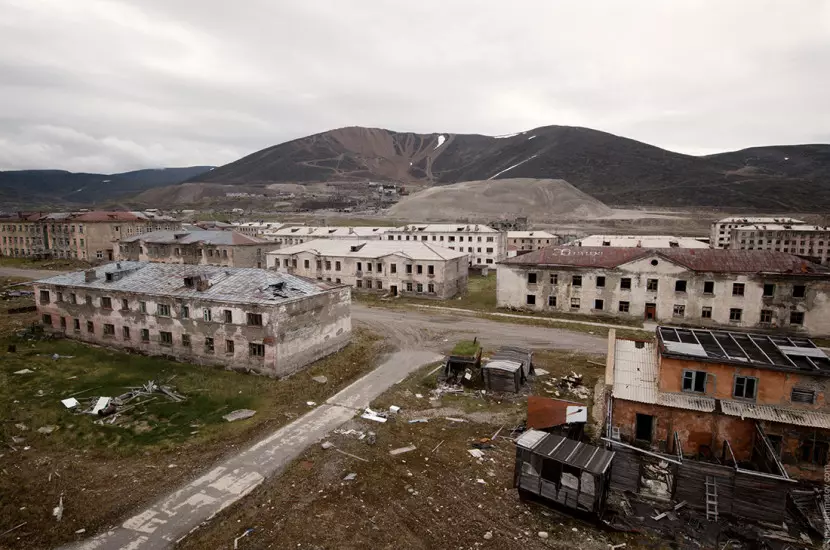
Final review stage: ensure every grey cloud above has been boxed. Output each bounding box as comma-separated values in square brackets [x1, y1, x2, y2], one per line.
[0, 0, 828, 172]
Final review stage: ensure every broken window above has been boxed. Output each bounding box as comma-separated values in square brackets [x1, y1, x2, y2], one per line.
[249, 343, 265, 357]
[181, 334, 191, 348]
[357, 262, 362, 272]
[620, 277, 631, 290]
[675, 280, 687, 293]
[618, 301, 629, 313]
[367, 263, 373, 272]
[729, 308, 742, 322]
[203, 308, 212, 322]
[42, 314, 52, 326]
[325, 261, 331, 270]
[416, 283, 423, 293]
[87, 320, 94, 333]
[375, 280, 382, 290]
[596, 276, 605, 288]
[405, 264, 412, 274]
[121, 298, 129, 311]
[570, 297, 580, 310]
[304, 259, 310, 268]
[103, 323, 115, 336]
[417, 265, 423, 274]
[792, 388, 815, 404]
[682, 370, 707, 393]
[73, 318, 80, 331]
[406, 282, 413, 292]
[733, 376, 757, 400]
[122, 326, 130, 340]
[526, 295, 536, 305]
[572, 275, 582, 287]
[428, 265, 434, 276]
[141, 328, 149, 342]
[335, 261, 341, 271]
[86, 295, 93, 306]
[316, 260, 322, 270]
[550, 273, 558, 285]
[701, 306, 712, 318]
[390, 263, 397, 274]
[356, 280, 363, 288]
[427, 283, 434, 293]
[647, 279, 658, 291]
[247, 313, 263, 326]
[140, 301, 147, 314]
[673, 304, 685, 317]
[39, 290, 50, 303]
[790, 311, 805, 325]
[800, 440, 829, 465]
[527, 272, 537, 284]
[159, 331, 173, 346]
[594, 299, 604, 310]
[70, 293, 77, 304]
[793, 285, 806, 298]
[760, 309, 773, 323]
[223, 309, 232, 323]
[157, 304, 171, 316]
[226, 339, 235, 354]
[732, 283, 745, 296]
[181, 305, 189, 319]
[763, 283, 776, 297]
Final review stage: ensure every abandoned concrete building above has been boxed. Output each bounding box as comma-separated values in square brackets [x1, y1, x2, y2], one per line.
[710, 216, 805, 249]
[604, 326, 830, 482]
[229, 221, 285, 237]
[385, 223, 506, 267]
[116, 230, 278, 268]
[265, 226, 393, 246]
[567, 235, 708, 249]
[497, 247, 830, 336]
[506, 231, 559, 255]
[726, 223, 830, 266]
[266, 240, 468, 299]
[33, 262, 351, 377]
[0, 211, 180, 261]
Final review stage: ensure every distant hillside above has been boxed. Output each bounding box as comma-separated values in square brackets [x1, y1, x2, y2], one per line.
[191, 125, 830, 210]
[0, 166, 214, 208]
[386, 178, 613, 222]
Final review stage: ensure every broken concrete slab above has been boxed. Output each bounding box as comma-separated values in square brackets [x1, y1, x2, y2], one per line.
[361, 408, 388, 423]
[223, 409, 256, 422]
[534, 368, 549, 376]
[312, 375, 328, 384]
[37, 425, 57, 435]
[468, 449, 484, 459]
[389, 445, 417, 456]
[61, 397, 80, 409]
[321, 441, 334, 450]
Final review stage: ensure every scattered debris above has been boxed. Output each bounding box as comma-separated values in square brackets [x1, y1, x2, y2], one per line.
[52, 494, 64, 521]
[75, 528, 86, 535]
[343, 473, 357, 481]
[61, 398, 80, 409]
[233, 528, 255, 549]
[534, 368, 549, 376]
[306, 401, 316, 407]
[312, 375, 328, 384]
[361, 407, 388, 423]
[91, 397, 112, 415]
[15, 423, 28, 431]
[334, 428, 367, 440]
[334, 448, 369, 462]
[431, 440, 445, 453]
[468, 449, 484, 459]
[445, 417, 467, 423]
[408, 418, 429, 424]
[0, 522, 27, 537]
[415, 393, 424, 399]
[538, 531, 549, 540]
[37, 425, 57, 435]
[389, 445, 417, 456]
[483, 531, 493, 540]
[13, 368, 33, 374]
[476, 478, 487, 485]
[11, 436, 24, 444]
[389, 405, 401, 414]
[321, 441, 334, 450]
[223, 409, 256, 422]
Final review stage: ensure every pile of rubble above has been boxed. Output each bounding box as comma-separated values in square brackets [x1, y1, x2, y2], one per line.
[540, 371, 591, 400]
[61, 379, 186, 426]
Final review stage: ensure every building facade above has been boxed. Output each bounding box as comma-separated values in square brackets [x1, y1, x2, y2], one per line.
[385, 224, 506, 267]
[606, 327, 830, 480]
[116, 230, 277, 268]
[567, 235, 708, 249]
[506, 231, 559, 254]
[0, 211, 180, 261]
[266, 240, 468, 299]
[497, 247, 830, 336]
[710, 217, 804, 249]
[728, 224, 830, 265]
[230, 222, 285, 237]
[33, 262, 351, 377]
[265, 226, 393, 247]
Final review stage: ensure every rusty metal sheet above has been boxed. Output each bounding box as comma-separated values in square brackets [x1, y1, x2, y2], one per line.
[527, 395, 586, 430]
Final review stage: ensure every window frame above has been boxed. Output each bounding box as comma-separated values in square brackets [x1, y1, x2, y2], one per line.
[682, 369, 709, 394]
[733, 375, 758, 400]
[620, 277, 631, 290]
[729, 308, 743, 322]
[732, 282, 745, 296]
[646, 278, 658, 292]
[572, 275, 582, 287]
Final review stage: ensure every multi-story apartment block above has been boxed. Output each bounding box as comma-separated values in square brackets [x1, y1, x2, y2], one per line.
[230, 222, 285, 237]
[267, 240, 468, 299]
[33, 262, 351, 377]
[497, 246, 830, 336]
[606, 326, 830, 481]
[0, 211, 180, 261]
[116, 230, 277, 268]
[568, 235, 708, 249]
[506, 231, 559, 255]
[385, 224, 505, 267]
[728, 224, 830, 265]
[265, 226, 393, 247]
[710, 217, 804, 249]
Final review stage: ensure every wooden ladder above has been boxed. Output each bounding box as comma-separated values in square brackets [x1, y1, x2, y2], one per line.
[705, 476, 718, 522]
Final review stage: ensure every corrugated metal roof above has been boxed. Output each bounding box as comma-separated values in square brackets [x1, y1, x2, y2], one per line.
[527, 396, 586, 429]
[483, 360, 522, 373]
[721, 400, 830, 429]
[34, 262, 334, 305]
[267, 239, 468, 261]
[613, 339, 716, 412]
[522, 431, 615, 475]
[501, 246, 829, 275]
[516, 428, 548, 450]
[121, 230, 266, 246]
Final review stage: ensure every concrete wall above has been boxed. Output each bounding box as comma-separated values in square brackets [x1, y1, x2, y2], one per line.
[33, 282, 351, 377]
[268, 250, 468, 299]
[384, 231, 506, 266]
[117, 241, 276, 268]
[497, 260, 830, 336]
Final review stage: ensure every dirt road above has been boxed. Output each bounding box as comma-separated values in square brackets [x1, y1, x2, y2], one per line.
[0, 266, 61, 280]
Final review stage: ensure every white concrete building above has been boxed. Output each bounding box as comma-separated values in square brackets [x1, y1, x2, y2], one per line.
[710, 217, 805, 249]
[265, 226, 393, 246]
[267, 240, 468, 299]
[728, 224, 830, 265]
[34, 262, 351, 377]
[385, 223, 505, 267]
[567, 235, 708, 249]
[507, 231, 559, 255]
[116, 230, 278, 268]
[497, 246, 830, 336]
[230, 222, 285, 237]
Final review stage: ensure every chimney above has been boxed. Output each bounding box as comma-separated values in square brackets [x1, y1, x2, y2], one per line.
[84, 269, 97, 282]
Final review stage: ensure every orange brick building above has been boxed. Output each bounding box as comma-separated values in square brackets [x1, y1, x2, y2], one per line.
[606, 327, 830, 480]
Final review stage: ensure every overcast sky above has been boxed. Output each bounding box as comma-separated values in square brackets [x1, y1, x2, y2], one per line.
[1, 0, 828, 173]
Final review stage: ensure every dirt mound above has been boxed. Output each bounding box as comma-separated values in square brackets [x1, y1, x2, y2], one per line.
[386, 178, 612, 221]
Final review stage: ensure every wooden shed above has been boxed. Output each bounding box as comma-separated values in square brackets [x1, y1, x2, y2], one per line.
[514, 429, 615, 516]
[482, 360, 523, 392]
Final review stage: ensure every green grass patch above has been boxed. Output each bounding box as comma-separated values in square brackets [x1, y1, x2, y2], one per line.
[451, 339, 481, 356]
[0, 257, 92, 271]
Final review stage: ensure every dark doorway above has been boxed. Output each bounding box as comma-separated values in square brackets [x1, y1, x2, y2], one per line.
[390, 285, 398, 297]
[107, 249, 114, 261]
[644, 303, 656, 320]
[635, 413, 654, 442]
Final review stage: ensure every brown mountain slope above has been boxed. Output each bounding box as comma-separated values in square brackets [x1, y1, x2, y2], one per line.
[191, 125, 830, 210]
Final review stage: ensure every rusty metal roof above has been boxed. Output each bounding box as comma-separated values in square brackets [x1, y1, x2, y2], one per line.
[121, 230, 267, 246]
[526, 396, 586, 429]
[517, 429, 614, 475]
[501, 246, 829, 275]
[721, 400, 830, 429]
